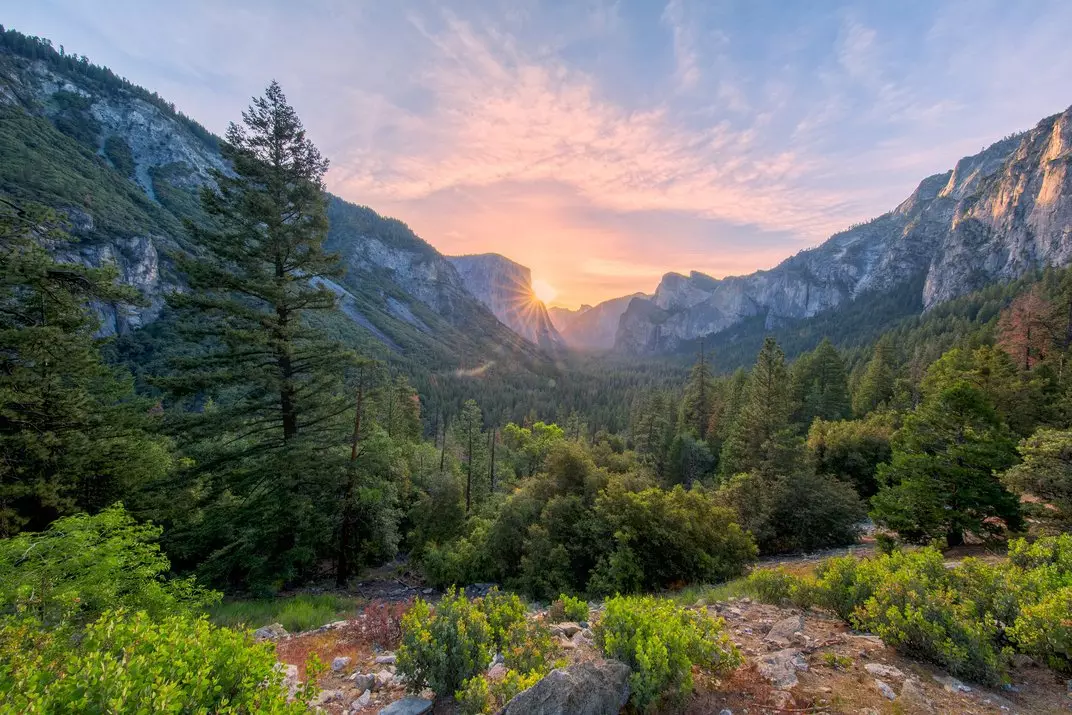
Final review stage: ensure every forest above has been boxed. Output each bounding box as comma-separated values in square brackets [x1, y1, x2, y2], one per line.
[3, 71, 1072, 713]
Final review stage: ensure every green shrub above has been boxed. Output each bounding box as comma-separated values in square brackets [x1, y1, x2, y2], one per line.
[0, 610, 315, 713]
[874, 532, 900, 555]
[1009, 586, 1072, 672]
[456, 669, 543, 715]
[398, 588, 556, 699]
[821, 652, 853, 670]
[595, 595, 741, 712]
[549, 593, 588, 623]
[397, 588, 492, 696]
[746, 568, 817, 609]
[0, 506, 219, 627]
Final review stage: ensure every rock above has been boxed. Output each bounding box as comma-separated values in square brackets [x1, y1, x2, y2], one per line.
[350, 673, 376, 692]
[581, 628, 594, 639]
[875, 679, 897, 700]
[374, 670, 396, 689]
[551, 622, 583, 638]
[1010, 653, 1035, 668]
[570, 630, 590, 647]
[377, 697, 434, 715]
[353, 689, 372, 709]
[932, 674, 971, 693]
[756, 648, 808, 689]
[864, 662, 905, 679]
[900, 678, 934, 713]
[253, 623, 288, 641]
[332, 656, 353, 672]
[558, 636, 578, 650]
[278, 663, 299, 697]
[719, 710, 733, 715]
[502, 659, 631, 715]
[764, 615, 805, 647]
[488, 663, 507, 680]
[374, 654, 396, 665]
[769, 690, 794, 709]
[316, 689, 345, 705]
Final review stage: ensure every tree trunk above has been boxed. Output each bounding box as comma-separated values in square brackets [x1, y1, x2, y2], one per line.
[337, 371, 365, 587]
[465, 423, 473, 515]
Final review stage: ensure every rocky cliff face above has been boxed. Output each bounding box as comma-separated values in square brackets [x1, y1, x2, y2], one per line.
[617, 107, 1072, 354]
[549, 293, 646, 351]
[447, 254, 565, 350]
[0, 45, 540, 364]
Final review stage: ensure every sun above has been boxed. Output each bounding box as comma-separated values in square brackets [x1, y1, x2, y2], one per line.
[532, 278, 557, 304]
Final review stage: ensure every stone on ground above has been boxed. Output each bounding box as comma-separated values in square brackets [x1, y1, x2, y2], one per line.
[900, 677, 935, 714]
[764, 615, 805, 647]
[502, 659, 631, 715]
[332, 656, 352, 672]
[874, 679, 897, 700]
[864, 662, 904, 679]
[254, 623, 288, 641]
[756, 648, 808, 689]
[378, 697, 434, 715]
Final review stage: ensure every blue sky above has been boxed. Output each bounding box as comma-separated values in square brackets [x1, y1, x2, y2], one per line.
[4, 0, 1072, 306]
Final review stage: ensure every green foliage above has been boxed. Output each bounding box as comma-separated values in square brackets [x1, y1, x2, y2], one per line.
[822, 652, 853, 670]
[102, 135, 135, 178]
[210, 593, 361, 632]
[398, 587, 556, 699]
[589, 483, 756, 595]
[791, 338, 851, 426]
[871, 381, 1021, 546]
[1002, 427, 1072, 530]
[852, 338, 897, 415]
[0, 199, 170, 536]
[807, 414, 895, 498]
[0, 506, 218, 627]
[0, 610, 312, 713]
[746, 568, 817, 609]
[397, 588, 493, 696]
[1007, 586, 1072, 672]
[549, 593, 589, 623]
[595, 595, 741, 712]
[720, 337, 792, 477]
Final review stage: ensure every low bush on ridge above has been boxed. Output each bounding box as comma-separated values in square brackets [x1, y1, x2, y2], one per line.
[595, 595, 741, 713]
[744, 535, 1072, 683]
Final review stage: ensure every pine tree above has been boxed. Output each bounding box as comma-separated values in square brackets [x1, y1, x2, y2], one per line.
[871, 382, 1021, 546]
[681, 342, 715, 439]
[156, 82, 357, 587]
[455, 399, 486, 514]
[997, 287, 1057, 371]
[853, 337, 896, 415]
[0, 199, 170, 536]
[791, 338, 851, 427]
[720, 337, 793, 477]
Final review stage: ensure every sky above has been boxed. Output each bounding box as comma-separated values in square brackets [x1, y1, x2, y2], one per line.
[5, 1, 1072, 308]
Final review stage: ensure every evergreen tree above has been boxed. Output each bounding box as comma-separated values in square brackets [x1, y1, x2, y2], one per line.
[0, 199, 170, 536]
[156, 82, 357, 587]
[791, 338, 851, 427]
[720, 337, 793, 477]
[871, 382, 1021, 546]
[1002, 428, 1072, 531]
[630, 391, 677, 482]
[454, 399, 486, 514]
[853, 337, 897, 415]
[681, 343, 715, 439]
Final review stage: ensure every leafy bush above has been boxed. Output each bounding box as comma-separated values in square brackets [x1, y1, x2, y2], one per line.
[1008, 586, 1072, 672]
[747, 568, 818, 610]
[398, 588, 492, 696]
[0, 506, 219, 626]
[0, 610, 316, 713]
[456, 669, 543, 715]
[548, 593, 588, 623]
[595, 595, 741, 712]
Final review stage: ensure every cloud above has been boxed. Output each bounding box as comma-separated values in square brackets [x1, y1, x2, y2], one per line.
[661, 0, 700, 91]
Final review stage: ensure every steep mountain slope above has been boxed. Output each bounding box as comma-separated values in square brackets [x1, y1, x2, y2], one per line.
[0, 29, 543, 371]
[549, 293, 647, 351]
[447, 253, 565, 350]
[617, 109, 1072, 354]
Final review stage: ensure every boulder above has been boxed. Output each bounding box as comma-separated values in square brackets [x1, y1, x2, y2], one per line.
[332, 656, 352, 672]
[550, 622, 583, 638]
[350, 672, 376, 692]
[279, 663, 299, 697]
[756, 648, 808, 689]
[353, 689, 372, 709]
[374, 669, 396, 689]
[378, 697, 434, 715]
[932, 674, 971, 693]
[316, 689, 345, 705]
[864, 663, 904, 679]
[254, 623, 288, 641]
[375, 653, 397, 665]
[874, 679, 897, 700]
[502, 659, 631, 715]
[764, 615, 805, 647]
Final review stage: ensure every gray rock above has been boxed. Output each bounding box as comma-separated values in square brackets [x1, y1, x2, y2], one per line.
[350, 672, 376, 692]
[374, 654, 396, 665]
[756, 648, 808, 689]
[875, 679, 897, 700]
[502, 659, 631, 715]
[374, 669, 396, 689]
[864, 662, 904, 679]
[332, 656, 352, 672]
[377, 697, 434, 715]
[278, 663, 299, 697]
[550, 622, 583, 638]
[353, 689, 372, 709]
[254, 623, 288, 641]
[764, 615, 805, 647]
[316, 689, 345, 705]
[932, 674, 972, 693]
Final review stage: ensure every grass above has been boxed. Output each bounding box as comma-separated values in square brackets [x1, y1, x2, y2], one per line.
[667, 577, 752, 606]
[210, 593, 364, 633]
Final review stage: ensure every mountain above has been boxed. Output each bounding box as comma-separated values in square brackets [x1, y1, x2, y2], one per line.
[549, 293, 647, 351]
[447, 253, 565, 350]
[0, 29, 544, 372]
[617, 108, 1072, 354]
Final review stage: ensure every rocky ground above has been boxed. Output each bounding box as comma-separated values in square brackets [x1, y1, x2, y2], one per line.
[267, 585, 1072, 715]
